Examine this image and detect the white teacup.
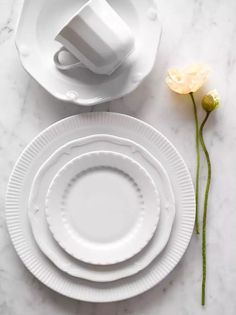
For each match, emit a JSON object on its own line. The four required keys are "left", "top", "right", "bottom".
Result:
{"left": 54, "top": 0, "right": 135, "bottom": 75}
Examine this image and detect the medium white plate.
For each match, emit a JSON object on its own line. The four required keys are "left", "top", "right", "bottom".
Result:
{"left": 28, "top": 134, "right": 175, "bottom": 282}
{"left": 15, "top": 0, "right": 161, "bottom": 106}
{"left": 45, "top": 151, "right": 160, "bottom": 265}
{"left": 6, "top": 113, "right": 195, "bottom": 302}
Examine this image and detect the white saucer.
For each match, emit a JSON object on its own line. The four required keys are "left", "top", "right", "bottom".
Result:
{"left": 28, "top": 134, "right": 175, "bottom": 282}
{"left": 45, "top": 151, "right": 160, "bottom": 265}
{"left": 6, "top": 113, "right": 195, "bottom": 302}
{"left": 16, "top": 0, "right": 161, "bottom": 106}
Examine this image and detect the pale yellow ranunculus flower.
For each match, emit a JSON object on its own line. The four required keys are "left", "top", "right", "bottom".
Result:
{"left": 166, "top": 64, "right": 209, "bottom": 94}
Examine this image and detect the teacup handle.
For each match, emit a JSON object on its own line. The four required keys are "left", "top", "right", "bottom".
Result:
{"left": 54, "top": 47, "right": 85, "bottom": 71}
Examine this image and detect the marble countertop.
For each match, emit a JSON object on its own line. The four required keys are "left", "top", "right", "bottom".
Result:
{"left": 1, "top": 0, "right": 236, "bottom": 314}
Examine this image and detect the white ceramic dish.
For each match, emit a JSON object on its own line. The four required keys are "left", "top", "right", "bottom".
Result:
{"left": 15, "top": 0, "right": 161, "bottom": 106}
{"left": 6, "top": 113, "right": 195, "bottom": 302}
{"left": 45, "top": 151, "right": 160, "bottom": 265}
{"left": 28, "top": 134, "right": 175, "bottom": 282}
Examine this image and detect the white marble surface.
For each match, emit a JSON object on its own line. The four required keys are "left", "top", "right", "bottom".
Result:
{"left": 0, "top": 0, "right": 236, "bottom": 314}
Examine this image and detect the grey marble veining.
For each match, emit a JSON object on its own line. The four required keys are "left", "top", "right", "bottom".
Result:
{"left": 0, "top": 0, "right": 236, "bottom": 314}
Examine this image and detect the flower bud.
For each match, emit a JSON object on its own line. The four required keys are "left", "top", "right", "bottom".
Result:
{"left": 202, "top": 90, "right": 220, "bottom": 112}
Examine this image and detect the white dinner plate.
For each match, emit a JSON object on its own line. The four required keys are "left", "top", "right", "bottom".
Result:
{"left": 15, "top": 0, "right": 161, "bottom": 105}
{"left": 45, "top": 151, "right": 160, "bottom": 265}
{"left": 6, "top": 113, "right": 195, "bottom": 302}
{"left": 28, "top": 134, "right": 175, "bottom": 282}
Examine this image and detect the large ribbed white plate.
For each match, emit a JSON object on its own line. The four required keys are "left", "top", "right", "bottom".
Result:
{"left": 45, "top": 151, "right": 160, "bottom": 265}
{"left": 28, "top": 134, "right": 175, "bottom": 282}
{"left": 15, "top": 0, "right": 161, "bottom": 106}
{"left": 6, "top": 113, "right": 195, "bottom": 302}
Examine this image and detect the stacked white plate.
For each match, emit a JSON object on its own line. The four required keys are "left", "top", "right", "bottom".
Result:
{"left": 5, "top": 112, "right": 195, "bottom": 302}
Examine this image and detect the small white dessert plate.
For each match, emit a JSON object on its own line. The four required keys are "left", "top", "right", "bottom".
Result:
{"left": 28, "top": 134, "right": 175, "bottom": 282}
{"left": 6, "top": 113, "right": 195, "bottom": 302}
{"left": 45, "top": 151, "right": 160, "bottom": 265}
{"left": 15, "top": 0, "right": 161, "bottom": 106}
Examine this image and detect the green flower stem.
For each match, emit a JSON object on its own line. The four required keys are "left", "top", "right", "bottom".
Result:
{"left": 199, "top": 111, "right": 212, "bottom": 306}
{"left": 190, "top": 92, "right": 200, "bottom": 235}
